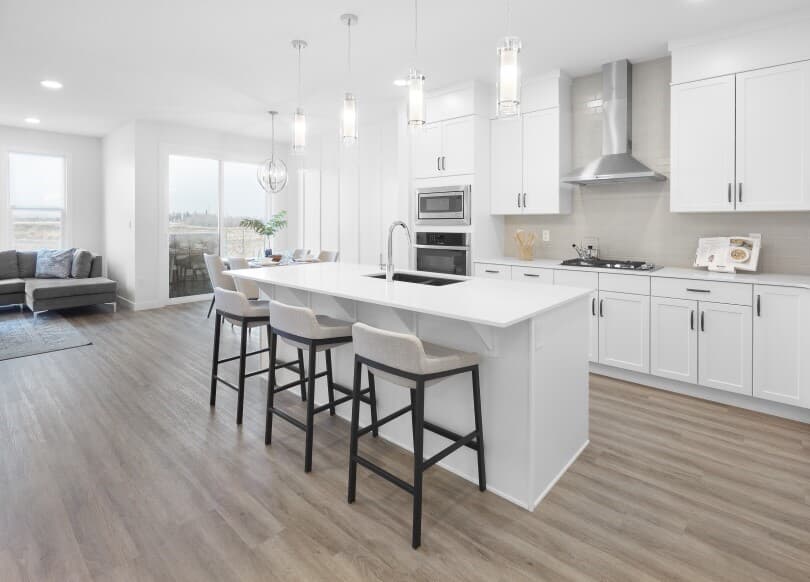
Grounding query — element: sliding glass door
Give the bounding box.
[168,155,268,300]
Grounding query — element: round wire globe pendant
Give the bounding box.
[257,157,287,193]
[257,111,288,193]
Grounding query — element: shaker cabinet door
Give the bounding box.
[598,291,650,374]
[698,303,752,395]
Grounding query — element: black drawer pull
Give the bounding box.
[686,288,711,293]
[484,270,500,274]
[523,273,540,278]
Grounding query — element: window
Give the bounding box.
[8,153,66,250]
[167,156,268,299]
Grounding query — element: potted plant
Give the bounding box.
[240,210,288,257]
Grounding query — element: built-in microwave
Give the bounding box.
[414,232,471,276]
[415,185,471,226]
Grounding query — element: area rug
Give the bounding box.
[0,311,92,361]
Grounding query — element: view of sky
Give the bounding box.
[9,152,65,207]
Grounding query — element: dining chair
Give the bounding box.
[292,249,310,260]
[317,250,339,262]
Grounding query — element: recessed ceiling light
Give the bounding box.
[24,117,41,124]
[40,80,63,90]
[393,79,408,87]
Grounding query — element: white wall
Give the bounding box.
[102,122,136,300]
[0,125,103,254]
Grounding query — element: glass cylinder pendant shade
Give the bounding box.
[407,68,426,127]
[293,108,306,154]
[497,36,521,117]
[341,93,358,144]
[257,157,288,193]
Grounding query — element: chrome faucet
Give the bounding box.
[386,220,412,281]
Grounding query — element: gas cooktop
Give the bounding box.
[560,258,658,271]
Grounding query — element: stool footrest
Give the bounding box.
[275,360,300,373]
[422,430,479,471]
[268,407,307,431]
[423,421,480,451]
[214,376,239,392]
[313,395,353,414]
[244,367,271,379]
[217,346,270,365]
[353,455,414,495]
[357,404,411,437]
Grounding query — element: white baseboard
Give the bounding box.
[530,440,589,511]
[590,363,810,424]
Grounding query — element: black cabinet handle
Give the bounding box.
[727,183,732,203]
[686,288,711,293]
[690,310,695,330]
[517,193,521,208]
[756,294,761,316]
[738,182,743,203]
[484,269,500,274]
[523,192,527,208]
[437,157,441,171]
[700,311,705,332]
[442,156,446,171]
[599,299,604,318]
[523,273,540,278]
[592,297,596,316]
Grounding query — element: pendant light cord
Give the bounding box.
[413,0,418,61]
[270,113,275,157]
[347,19,352,78]
[297,45,303,107]
[506,0,512,35]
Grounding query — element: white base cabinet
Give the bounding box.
[651,297,698,384]
[697,303,752,395]
[753,285,810,407]
[598,291,650,374]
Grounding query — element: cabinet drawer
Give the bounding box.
[554,270,598,289]
[598,273,650,295]
[474,263,511,280]
[511,266,554,284]
[651,277,752,305]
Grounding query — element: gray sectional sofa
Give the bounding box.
[0,250,118,316]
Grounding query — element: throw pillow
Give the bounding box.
[16,251,38,278]
[71,248,94,278]
[0,250,18,279]
[35,249,75,279]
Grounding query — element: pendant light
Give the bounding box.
[496,0,521,117]
[257,111,288,193]
[291,39,307,154]
[340,14,358,144]
[407,0,425,127]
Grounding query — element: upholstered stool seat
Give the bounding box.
[348,322,486,549]
[265,300,379,473]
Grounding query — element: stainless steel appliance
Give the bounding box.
[415,232,471,276]
[415,185,471,225]
[560,258,657,271]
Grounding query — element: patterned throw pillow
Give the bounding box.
[35,249,75,279]
[71,249,94,278]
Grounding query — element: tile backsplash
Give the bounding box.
[504,57,810,275]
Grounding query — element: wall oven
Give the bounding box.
[414,232,471,276]
[415,185,471,226]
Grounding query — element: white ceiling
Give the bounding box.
[0,0,807,139]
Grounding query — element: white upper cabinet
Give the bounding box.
[650,296,698,384]
[697,303,752,395]
[490,116,523,214]
[753,285,810,408]
[670,75,736,212]
[598,291,650,374]
[736,61,810,211]
[522,108,566,214]
[412,117,475,179]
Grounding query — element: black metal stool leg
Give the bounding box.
[325,349,336,416]
[368,371,379,437]
[412,381,425,549]
[265,330,278,445]
[304,345,317,472]
[347,358,363,503]
[236,323,248,425]
[210,313,222,406]
[471,366,486,492]
[207,296,215,318]
[297,348,307,401]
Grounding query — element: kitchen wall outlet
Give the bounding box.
[542,230,550,242]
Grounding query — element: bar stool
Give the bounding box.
[347,322,486,549]
[209,288,299,425]
[266,300,379,473]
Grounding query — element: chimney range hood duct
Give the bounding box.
[562,59,666,185]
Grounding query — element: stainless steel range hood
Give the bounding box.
[562,60,666,185]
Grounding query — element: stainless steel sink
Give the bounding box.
[365,272,463,286]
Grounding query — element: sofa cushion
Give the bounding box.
[0,250,18,279]
[25,277,117,300]
[0,278,25,295]
[17,251,38,278]
[71,249,94,278]
[36,249,74,279]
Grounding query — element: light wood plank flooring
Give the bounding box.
[1,302,809,581]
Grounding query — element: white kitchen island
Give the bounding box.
[227,262,591,510]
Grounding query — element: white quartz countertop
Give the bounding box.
[476,257,810,289]
[227,262,592,328]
